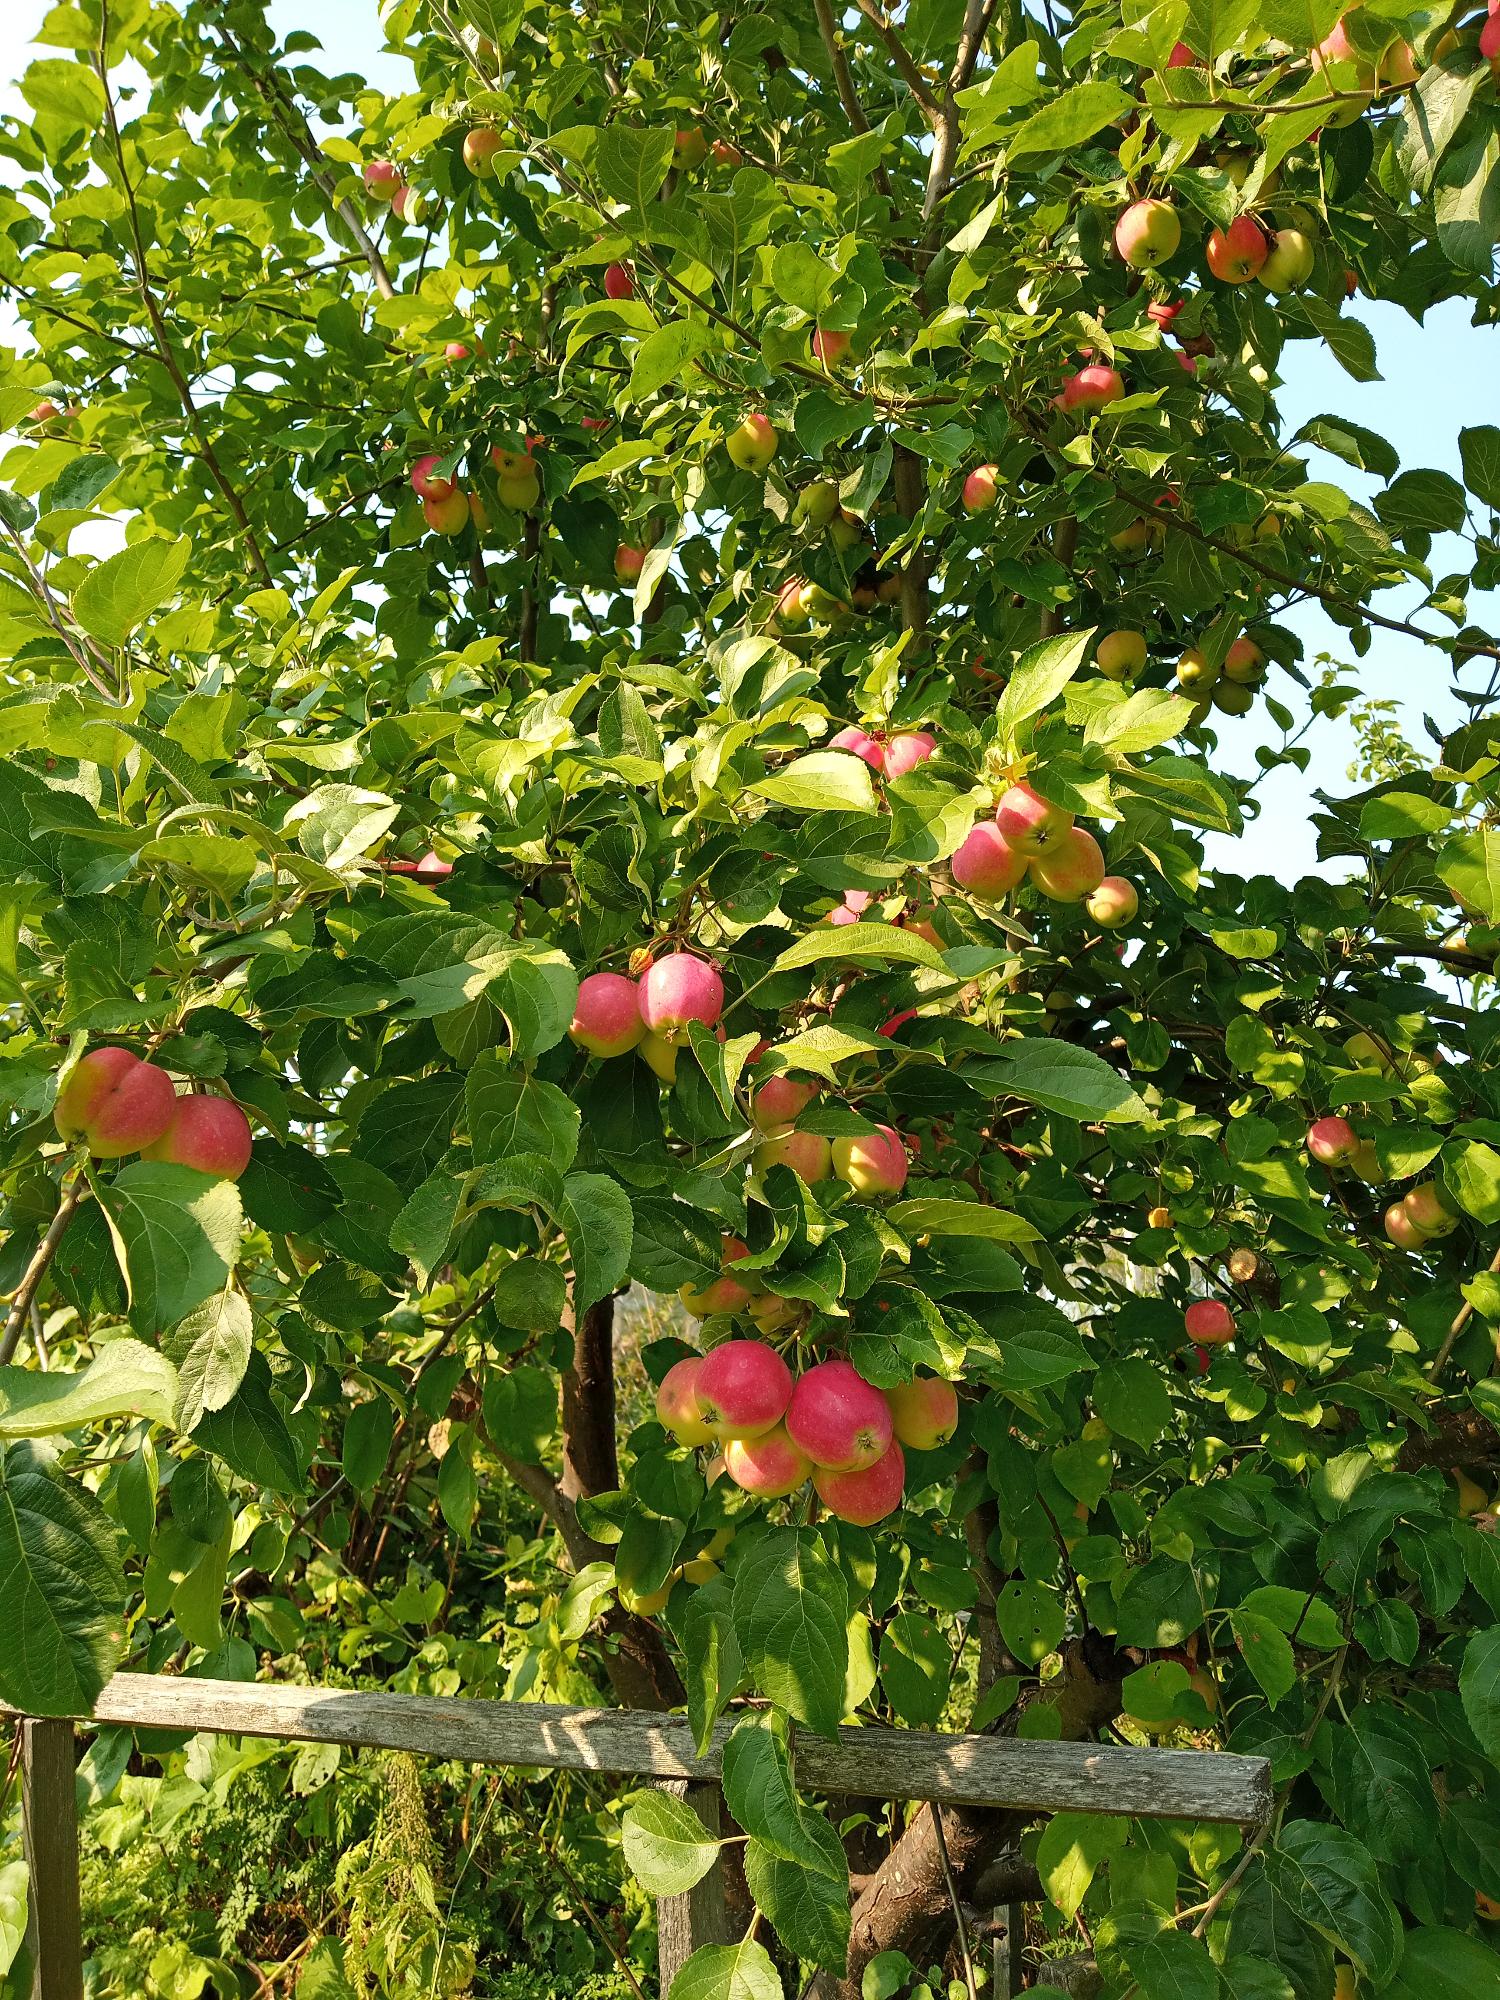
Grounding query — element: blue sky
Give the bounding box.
[2,0,1495,880]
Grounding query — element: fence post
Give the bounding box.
[655,1780,729,1991]
[993,1900,1025,1997]
[21,1718,83,2000]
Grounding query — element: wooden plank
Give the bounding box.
[994,1902,1025,2000]
[655,1782,729,1988]
[1,1676,1272,1825]
[21,1719,83,2000]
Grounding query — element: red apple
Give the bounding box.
[724,1423,812,1497]
[994,780,1074,856]
[1307,1116,1359,1165]
[883,732,936,780]
[1206,217,1269,283]
[142,1095,253,1179]
[363,160,403,201]
[787,1357,894,1470]
[694,1339,794,1440]
[614,543,648,586]
[811,328,851,367]
[1184,1299,1235,1345]
[1167,41,1198,66]
[752,1075,819,1132]
[674,127,708,168]
[814,1440,905,1524]
[424,490,470,535]
[725,411,778,474]
[1404,1183,1458,1237]
[711,138,743,165]
[463,128,505,177]
[54,1048,177,1159]
[603,261,635,299]
[886,1376,959,1450]
[569,971,645,1057]
[963,465,1000,514]
[411,453,457,502]
[1146,298,1183,329]
[952,821,1029,899]
[1060,364,1125,412]
[754,1130,833,1183]
[830,1125,909,1197]
[638,954,724,1039]
[829,725,886,772]
[680,1237,758,1317]
[1385,1202,1429,1250]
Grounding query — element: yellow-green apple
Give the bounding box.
[674,127,708,168]
[1184,1299,1235,1345]
[463,127,505,176]
[657,1357,715,1445]
[1206,217,1269,282]
[1345,1031,1395,1072]
[1257,228,1315,292]
[813,1440,905,1524]
[1111,517,1150,555]
[749,1291,802,1334]
[1384,1201,1429,1250]
[55,1048,177,1158]
[1086,876,1138,928]
[391,185,430,225]
[638,1030,679,1082]
[1213,681,1254,716]
[1404,1182,1458,1237]
[811,328,851,367]
[752,1075,819,1132]
[963,465,1000,514]
[1115,198,1181,269]
[424,490,470,535]
[725,411,778,473]
[1060,364,1125,412]
[1147,1205,1173,1229]
[1347,1138,1382,1183]
[828,509,867,553]
[467,491,492,534]
[1312,21,1376,120]
[619,1576,675,1615]
[952,821,1028,899]
[724,1423,812,1497]
[775,578,812,629]
[886,1376,959,1450]
[831,1124,909,1196]
[786,1357,894,1469]
[411,453,457,502]
[1097,630,1147,679]
[1307,1115,1358,1164]
[603,261,635,299]
[680,1237,758,1317]
[694,1338,794,1440]
[883,732,936,778]
[639,953,724,1040]
[1175,646,1219,692]
[755,1129,833,1183]
[363,160,403,201]
[793,480,841,529]
[994,780,1075,856]
[142,1095,253,1179]
[498,466,541,511]
[830,725,886,771]
[569,971,645,1057]
[1030,826,1106,902]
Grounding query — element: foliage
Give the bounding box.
[0,0,1498,1994]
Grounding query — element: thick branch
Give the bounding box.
[855,0,942,120]
[562,1298,620,1502]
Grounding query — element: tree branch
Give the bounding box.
[0,1180,87,1366]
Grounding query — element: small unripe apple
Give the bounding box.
[1403,1182,1458,1237]
[1059,364,1124,412]
[752,1075,819,1132]
[724,1423,812,1497]
[411,453,457,502]
[724,411,778,474]
[468,490,492,534]
[498,469,541,512]
[694,1339,794,1440]
[638,1030,679,1083]
[569,971,645,1057]
[619,1577,675,1616]
[994,780,1074,856]
[886,1375,959,1450]
[963,465,1000,514]
[1086,876,1138,928]
[1384,1201,1429,1250]
[829,725,886,771]
[749,1291,801,1334]
[811,328,851,367]
[674,127,708,168]
[1257,228,1316,292]
[680,1237,758,1317]
[55,1048,177,1159]
[1223,636,1265,682]
[657,1356,715,1446]
[1347,1138,1382,1184]
[1307,1115,1359,1165]
[1206,216,1269,283]
[1344,1031,1396,1073]
[603,261,635,299]
[463,127,505,178]
[142,1095,253,1179]
[1213,681,1254,717]
[1184,1299,1235,1345]
[29,399,63,424]
[787,1357,894,1470]
[793,480,841,529]
[424,489,470,535]
[363,160,403,201]
[391,185,427,225]
[754,1129,833,1184]
[1312,23,1376,120]
[775,578,811,629]
[639,953,724,1040]
[883,732,937,779]
[952,821,1028,899]
[831,1124,909,1197]
[1029,826,1106,903]
[1097,630,1147,680]
[1115,198,1181,270]
[813,1441,905,1524]
[1175,647,1219,692]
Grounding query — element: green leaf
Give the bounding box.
[1121,1928,1222,2000]
[72,537,191,646]
[1037,1811,1128,1921]
[0,1337,178,1438]
[996,628,1095,741]
[878,1610,951,1727]
[192,1353,300,1494]
[1436,829,1500,921]
[1092,1358,1172,1448]
[1376,468,1467,535]
[1007,83,1133,159]
[621,1790,722,1896]
[886,1198,1039,1243]
[732,1527,849,1739]
[98,1165,243,1336]
[558,1171,633,1314]
[1262,1822,1402,1987]
[744,1832,850,1967]
[1444,1141,1500,1225]
[750,752,880,815]
[1230,1607,1296,1707]
[21,57,105,129]
[1358,791,1451,841]
[1236,1586,1344,1650]
[342,1399,394,1495]
[666,1940,784,2000]
[678,1579,743,1755]
[1460,1625,1500,1758]
[1115,1556,1212,1649]
[995,1579,1066,1665]
[0,1443,125,1715]
[597,126,675,210]
[481,1365,557,1465]
[628,320,714,401]
[771,919,945,976]
[1460,425,1500,511]
[967,1302,1089,1389]
[1381,1927,1500,2000]
[980,1039,1146,1122]
[160,1292,252,1432]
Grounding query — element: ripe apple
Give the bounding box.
[883,732,937,779]
[142,1095,253,1179]
[424,490,470,535]
[1115,198,1181,270]
[1097,630,1147,680]
[827,888,874,928]
[814,1440,905,1524]
[615,543,648,586]
[638,1030,679,1083]
[1086,876,1138,928]
[1030,826,1106,903]
[1146,298,1183,329]
[463,128,505,177]
[639,953,724,1039]
[1060,364,1125,412]
[443,341,472,363]
[886,1376,959,1450]
[1224,636,1266,682]
[1184,1299,1235,1345]
[787,1357,894,1469]
[1481,13,1500,60]
[725,411,778,473]
[752,1074,819,1132]
[775,578,812,629]
[694,1339,794,1440]
[1307,1116,1359,1164]
[55,1048,177,1159]
[1257,228,1316,294]
[657,1357,715,1446]
[829,725,886,771]
[1384,1202,1429,1250]
[711,138,743,165]
[1205,217,1270,283]
[391,185,430,226]
[963,465,1000,514]
[603,261,635,299]
[952,821,1028,899]
[1404,1182,1458,1237]
[994,780,1074,856]
[724,1423,812,1497]
[411,453,457,502]
[1167,40,1198,66]
[811,328,851,367]
[1175,647,1219,692]
[569,971,645,1057]
[363,160,403,201]
[674,127,708,168]
[1312,22,1377,119]
[754,1129,833,1183]
[680,1237,758,1317]
[831,1124,909,1196]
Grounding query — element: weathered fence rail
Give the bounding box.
[3,1676,1272,1999]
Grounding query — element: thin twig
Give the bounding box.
[1428,1243,1500,1385]
[0,1178,87,1365]
[933,1805,980,2000]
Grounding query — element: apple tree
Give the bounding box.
[2,0,1500,1993]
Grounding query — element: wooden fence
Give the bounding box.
[4,1675,1272,1999]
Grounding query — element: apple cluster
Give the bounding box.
[656,1337,958,1526]
[54,1047,253,1179]
[567,952,726,1084]
[409,443,540,538]
[951,779,1138,927]
[1305,1113,1458,1250]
